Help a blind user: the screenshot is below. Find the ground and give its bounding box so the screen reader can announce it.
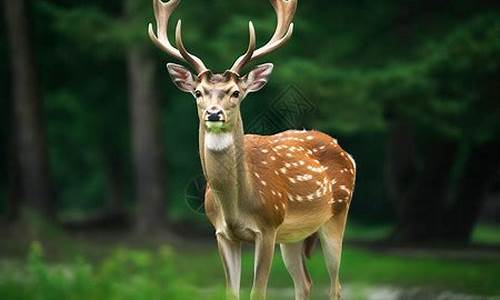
[0,223,499,300]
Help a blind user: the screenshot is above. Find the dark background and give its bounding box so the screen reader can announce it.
[1,0,500,299]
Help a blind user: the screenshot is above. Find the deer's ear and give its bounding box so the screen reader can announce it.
[167,63,198,93]
[243,63,274,93]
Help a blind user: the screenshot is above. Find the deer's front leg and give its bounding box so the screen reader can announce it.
[216,232,242,300]
[250,230,277,300]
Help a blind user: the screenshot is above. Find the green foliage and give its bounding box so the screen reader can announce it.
[376,13,500,142]
[293,12,500,140]
[36,0,152,57]
[0,242,221,300]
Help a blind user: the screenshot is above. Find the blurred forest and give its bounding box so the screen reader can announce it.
[2,0,500,243]
[1,0,500,299]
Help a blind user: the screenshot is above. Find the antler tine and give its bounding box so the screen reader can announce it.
[226,22,256,77]
[268,0,297,44]
[148,0,208,76]
[252,23,293,62]
[229,0,297,75]
[175,20,209,75]
[148,0,183,61]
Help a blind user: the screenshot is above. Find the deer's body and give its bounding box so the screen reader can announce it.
[148,0,355,299]
[204,130,355,244]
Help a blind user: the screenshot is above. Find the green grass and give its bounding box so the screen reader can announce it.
[345,223,500,245]
[1,224,499,299]
[174,244,500,296]
[344,222,392,241]
[1,242,499,300]
[472,225,500,245]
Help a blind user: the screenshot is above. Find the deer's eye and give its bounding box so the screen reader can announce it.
[194,90,202,98]
[231,90,240,98]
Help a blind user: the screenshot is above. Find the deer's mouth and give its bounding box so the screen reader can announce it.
[204,118,226,123]
[205,120,227,133]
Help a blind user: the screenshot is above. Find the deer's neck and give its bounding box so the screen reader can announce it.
[199,114,251,220]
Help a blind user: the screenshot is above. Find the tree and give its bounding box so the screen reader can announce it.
[39,0,168,232]
[127,46,167,233]
[125,0,167,233]
[4,0,55,219]
[276,5,500,244]
[373,14,500,245]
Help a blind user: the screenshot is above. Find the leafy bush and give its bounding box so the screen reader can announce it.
[0,242,222,300]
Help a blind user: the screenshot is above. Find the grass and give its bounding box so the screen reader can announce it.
[175,244,500,296]
[344,222,392,241]
[0,223,499,299]
[473,225,500,245]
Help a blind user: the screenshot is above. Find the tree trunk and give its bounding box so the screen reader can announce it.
[6,128,22,222]
[4,0,54,217]
[104,151,126,214]
[393,140,458,245]
[388,128,499,245]
[385,110,462,245]
[385,115,418,219]
[441,141,500,244]
[127,46,167,234]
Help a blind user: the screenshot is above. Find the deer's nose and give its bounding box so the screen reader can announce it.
[207,111,222,122]
[205,107,224,122]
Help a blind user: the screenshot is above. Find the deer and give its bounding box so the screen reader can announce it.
[148,0,356,299]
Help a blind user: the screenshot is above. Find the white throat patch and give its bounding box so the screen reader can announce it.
[205,132,234,152]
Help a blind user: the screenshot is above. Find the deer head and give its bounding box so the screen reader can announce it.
[148,0,297,134]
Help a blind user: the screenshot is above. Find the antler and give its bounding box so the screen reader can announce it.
[148,0,209,76]
[228,0,297,76]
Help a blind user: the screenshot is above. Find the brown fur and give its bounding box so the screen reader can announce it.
[204,129,356,242]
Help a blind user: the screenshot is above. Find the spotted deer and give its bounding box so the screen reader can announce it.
[148,0,356,299]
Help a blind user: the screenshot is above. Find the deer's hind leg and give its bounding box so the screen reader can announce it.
[318,207,349,300]
[280,241,312,300]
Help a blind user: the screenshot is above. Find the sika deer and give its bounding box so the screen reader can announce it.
[148,1,356,299]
